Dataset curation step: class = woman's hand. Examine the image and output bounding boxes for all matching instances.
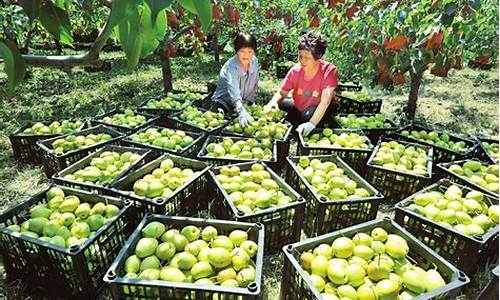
[296,121,315,136]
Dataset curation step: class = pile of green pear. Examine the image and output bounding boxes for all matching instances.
[132,158,200,199]
[371,141,430,176]
[303,128,371,149]
[4,187,120,248]
[122,222,259,289]
[178,107,226,129]
[100,109,148,129]
[215,163,294,215]
[145,92,205,110]
[128,127,195,151]
[341,90,370,102]
[481,141,499,161]
[203,137,274,161]
[299,227,447,300]
[447,160,499,194]
[336,114,393,129]
[295,156,372,201]
[400,129,469,153]
[62,151,142,185]
[21,120,84,135]
[51,132,113,154]
[406,184,499,236]
[244,104,285,122]
[225,118,289,140]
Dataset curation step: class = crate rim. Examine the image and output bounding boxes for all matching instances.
[282,217,470,300]
[197,135,278,164]
[298,128,375,152]
[336,93,383,104]
[366,136,434,179]
[52,144,153,188]
[475,136,499,164]
[91,108,159,131]
[36,124,124,158]
[208,161,305,219]
[9,119,88,137]
[136,90,207,114]
[0,184,131,256]
[395,178,499,244]
[436,158,499,197]
[122,124,206,154]
[286,154,383,204]
[103,213,265,296]
[169,106,233,133]
[395,123,478,156]
[108,153,212,206]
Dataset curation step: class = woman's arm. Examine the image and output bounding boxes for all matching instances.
[309,87,334,125]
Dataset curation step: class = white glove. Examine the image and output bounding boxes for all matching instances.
[235,100,253,127]
[264,101,279,112]
[297,121,315,136]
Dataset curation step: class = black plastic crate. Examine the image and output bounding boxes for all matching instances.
[104,214,265,300]
[394,124,477,164]
[90,109,159,135]
[52,144,154,194]
[108,153,211,220]
[365,137,433,206]
[296,128,374,176]
[473,136,499,164]
[136,90,209,118]
[168,106,232,135]
[280,218,470,300]
[221,121,293,173]
[335,94,382,114]
[335,113,399,144]
[197,135,279,171]
[475,266,499,300]
[395,179,499,275]
[37,125,124,177]
[286,154,383,237]
[209,161,305,255]
[0,185,133,299]
[436,159,499,198]
[9,120,87,165]
[121,125,207,159]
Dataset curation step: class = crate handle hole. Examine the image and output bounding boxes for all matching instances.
[255,222,263,229]
[285,245,293,253]
[247,282,258,292]
[237,210,245,217]
[458,271,467,281]
[472,235,484,242]
[155,198,164,204]
[70,244,80,252]
[319,196,328,203]
[146,213,154,219]
[107,270,117,280]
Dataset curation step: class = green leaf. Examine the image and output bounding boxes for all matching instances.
[178,0,212,31]
[140,5,167,58]
[38,1,73,45]
[109,0,143,29]
[117,5,144,69]
[145,0,172,23]
[19,0,41,20]
[0,39,26,95]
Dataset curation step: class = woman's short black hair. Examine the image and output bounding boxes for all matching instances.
[234,32,257,52]
[298,32,327,60]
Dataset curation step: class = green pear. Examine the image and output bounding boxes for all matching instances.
[142,221,166,239]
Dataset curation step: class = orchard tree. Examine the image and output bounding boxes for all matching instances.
[316,0,498,118]
[0,0,212,95]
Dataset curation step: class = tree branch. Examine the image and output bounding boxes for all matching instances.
[170,26,194,43]
[21,1,115,69]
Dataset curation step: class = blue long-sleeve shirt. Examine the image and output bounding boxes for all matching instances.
[211,55,259,112]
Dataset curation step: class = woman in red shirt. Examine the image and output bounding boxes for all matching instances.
[265,32,338,135]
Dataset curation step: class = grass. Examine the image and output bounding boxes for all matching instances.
[0,51,498,299]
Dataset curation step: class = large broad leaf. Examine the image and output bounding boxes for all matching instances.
[0,40,26,95]
[178,0,212,31]
[109,0,143,29]
[19,0,41,20]
[145,0,172,23]
[117,5,144,69]
[38,1,73,45]
[140,5,167,58]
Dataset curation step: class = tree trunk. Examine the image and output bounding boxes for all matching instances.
[161,46,173,92]
[406,71,423,119]
[213,33,220,64]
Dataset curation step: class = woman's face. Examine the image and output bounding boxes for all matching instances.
[298,49,317,68]
[236,47,255,65]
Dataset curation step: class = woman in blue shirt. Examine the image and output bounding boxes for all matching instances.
[211,32,258,127]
